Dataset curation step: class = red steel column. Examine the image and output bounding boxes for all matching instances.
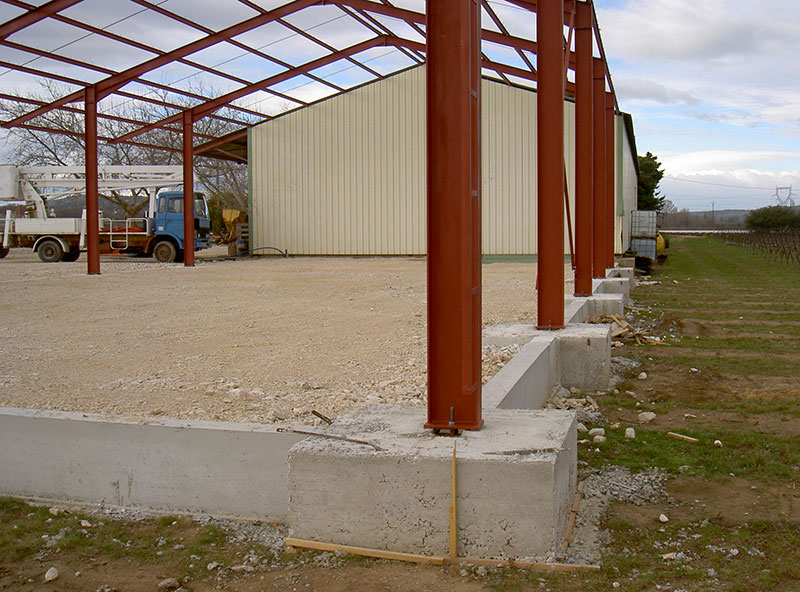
[425,0,482,431]
[182,110,195,267]
[591,58,606,278]
[605,91,616,266]
[85,85,100,275]
[537,0,565,329]
[574,1,593,297]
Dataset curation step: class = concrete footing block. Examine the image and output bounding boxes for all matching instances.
[287,406,577,560]
[592,277,630,305]
[482,324,611,409]
[556,325,611,391]
[607,267,635,281]
[617,256,635,268]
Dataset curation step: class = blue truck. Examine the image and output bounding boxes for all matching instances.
[0,186,212,263]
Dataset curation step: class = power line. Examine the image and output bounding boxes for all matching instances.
[663,176,775,190]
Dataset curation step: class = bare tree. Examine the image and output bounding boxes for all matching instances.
[1,80,254,219]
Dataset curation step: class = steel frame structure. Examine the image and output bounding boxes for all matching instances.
[1,0,622,430]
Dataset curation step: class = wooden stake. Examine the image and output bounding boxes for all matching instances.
[562,480,585,552]
[449,442,457,559]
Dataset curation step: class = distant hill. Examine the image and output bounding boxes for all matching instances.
[662,208,750,229]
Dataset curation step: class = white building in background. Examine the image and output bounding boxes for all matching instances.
[245,65,638,257]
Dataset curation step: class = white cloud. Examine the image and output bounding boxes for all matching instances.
[661,150,800,173]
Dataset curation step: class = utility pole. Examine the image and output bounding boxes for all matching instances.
[711,201,715,229]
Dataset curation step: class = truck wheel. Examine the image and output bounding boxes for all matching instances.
[0,248,8,259]
[62,248,80,262]
[38,239,64,263]
[153,240,177,263]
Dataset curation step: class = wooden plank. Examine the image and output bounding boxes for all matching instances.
[667,432,699,443]
[447,557,601,572]
[284,538,446,566]
[285,538,600,572]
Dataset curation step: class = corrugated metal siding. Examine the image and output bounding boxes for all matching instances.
[251,66,578,255]
[615,114,638,253]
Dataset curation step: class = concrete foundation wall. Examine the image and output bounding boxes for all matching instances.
[0,408,304,520]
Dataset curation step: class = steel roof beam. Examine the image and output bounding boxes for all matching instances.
[0,0,81,40]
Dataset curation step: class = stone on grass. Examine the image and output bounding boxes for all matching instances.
[158,578,181,589]
[576,422,588,433]
[592,435,606,444]
[588,427,605,437]
[638,372,648,380]
[714,439,723,447]
[625,427,636,439]
[44,567,59,582]
[638,411,656,424]
[658,514,669,523]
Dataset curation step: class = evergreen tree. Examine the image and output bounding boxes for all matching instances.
[637,152,666,211]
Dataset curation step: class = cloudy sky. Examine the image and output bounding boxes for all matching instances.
[596,0,800,211]
[1,0,798,212]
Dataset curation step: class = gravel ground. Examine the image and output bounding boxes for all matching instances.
[0,247,574,425]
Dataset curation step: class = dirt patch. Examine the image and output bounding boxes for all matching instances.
[611,476,800,527]
[0,248,573,425]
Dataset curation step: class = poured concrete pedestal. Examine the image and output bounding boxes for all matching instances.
[288,406,576,560]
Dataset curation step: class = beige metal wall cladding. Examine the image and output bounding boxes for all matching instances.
[250,65,626,256]
[617,116,639,253]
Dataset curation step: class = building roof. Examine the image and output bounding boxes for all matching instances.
[1,1,618,158]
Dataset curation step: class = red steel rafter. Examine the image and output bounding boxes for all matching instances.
[0,0,81,39]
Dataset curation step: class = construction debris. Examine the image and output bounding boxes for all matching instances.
[588,314,666,345]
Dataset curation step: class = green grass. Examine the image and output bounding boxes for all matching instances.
[488,518,800,591]
[580,427,800,484]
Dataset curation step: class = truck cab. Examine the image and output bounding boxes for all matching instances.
[150,191,212,262]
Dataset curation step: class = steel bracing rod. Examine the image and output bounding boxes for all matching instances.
[0,59,256,134]
[109,36,391,145]
[337,4,424,63]
[127,0,344,94]
[390,38,578,95]
[14,122,182,153]
[327,0,578,68]
[1,0,323,129]
[272,15,383,80]
[0,92,217,141]
[481,1,536,73]
[1,0,269,122]
[0,0,81,39]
